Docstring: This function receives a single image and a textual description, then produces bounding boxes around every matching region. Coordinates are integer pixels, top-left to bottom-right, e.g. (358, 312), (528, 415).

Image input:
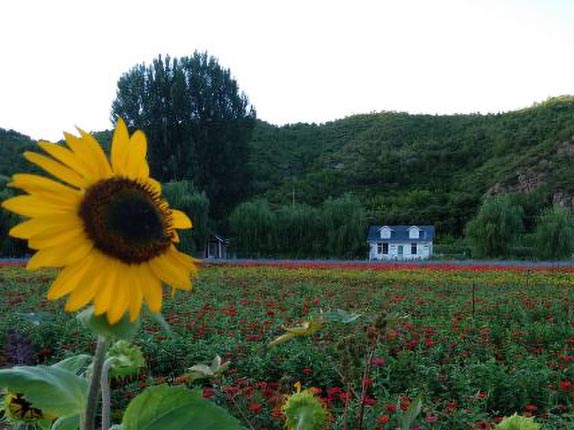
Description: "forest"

(1, 53), (574, 259)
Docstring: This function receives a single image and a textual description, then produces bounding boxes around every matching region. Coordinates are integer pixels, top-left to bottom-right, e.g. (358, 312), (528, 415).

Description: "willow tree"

(533, 206), (574, 260)
(322, 194), (367, 258)
(465, 196), (524, 258)
(229, 200), (276, 257)
(111, 52), (256, 219)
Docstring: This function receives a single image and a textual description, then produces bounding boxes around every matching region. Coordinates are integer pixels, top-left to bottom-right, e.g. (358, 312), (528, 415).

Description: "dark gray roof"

(366, 225), (435, 242)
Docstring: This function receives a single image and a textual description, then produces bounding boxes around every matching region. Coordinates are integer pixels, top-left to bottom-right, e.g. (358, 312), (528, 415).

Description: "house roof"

(366, 225), (435, 242)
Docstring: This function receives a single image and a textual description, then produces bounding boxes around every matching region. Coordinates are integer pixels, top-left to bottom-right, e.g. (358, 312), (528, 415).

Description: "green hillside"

(2, 96), (574, 240)
(249, 96), (574, 237)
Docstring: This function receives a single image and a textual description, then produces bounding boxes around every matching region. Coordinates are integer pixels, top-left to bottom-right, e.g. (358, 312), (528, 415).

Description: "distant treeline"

(2, 51), (574, 258)
(229, 194), (366, 258)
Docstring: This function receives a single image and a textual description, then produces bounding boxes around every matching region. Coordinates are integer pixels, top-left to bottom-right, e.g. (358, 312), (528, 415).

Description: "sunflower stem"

(101, 358), (114, 430)
(83, 336), (109, 430)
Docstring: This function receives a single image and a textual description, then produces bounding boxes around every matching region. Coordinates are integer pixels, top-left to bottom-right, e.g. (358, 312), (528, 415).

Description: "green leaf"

(52, 355), (91, 375)
(78, 307), (140, 339)
(322, 309), (361, 323)
(122, 385), (243, 430)
(106, 341), (145, 378)
(0, 366), (88, 416)
(399, 393), (423, 430)
(51, 414), (80, 430)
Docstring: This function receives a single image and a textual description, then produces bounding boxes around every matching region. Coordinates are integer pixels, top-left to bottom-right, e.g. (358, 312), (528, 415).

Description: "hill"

(2, 96), (574, 239)
(249, 96), (574, 237)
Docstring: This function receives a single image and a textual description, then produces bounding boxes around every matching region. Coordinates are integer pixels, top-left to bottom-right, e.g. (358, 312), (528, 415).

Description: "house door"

(398, 245), (404, 256)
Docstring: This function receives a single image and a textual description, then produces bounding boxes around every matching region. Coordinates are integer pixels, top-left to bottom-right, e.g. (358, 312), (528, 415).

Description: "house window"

(411, 243), (417, 255)
(377, 243), (382, 254)
(382, 243), (389, 254)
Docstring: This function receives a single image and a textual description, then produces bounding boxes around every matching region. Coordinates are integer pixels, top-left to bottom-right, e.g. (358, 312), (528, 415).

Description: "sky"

(2, 0), (574, 142)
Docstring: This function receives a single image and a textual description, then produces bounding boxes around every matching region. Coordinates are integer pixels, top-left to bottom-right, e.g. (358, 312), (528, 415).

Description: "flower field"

(1, 262), (574, 429)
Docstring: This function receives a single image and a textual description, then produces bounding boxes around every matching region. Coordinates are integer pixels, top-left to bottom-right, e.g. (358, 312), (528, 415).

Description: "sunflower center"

(80, 177), (172, 264)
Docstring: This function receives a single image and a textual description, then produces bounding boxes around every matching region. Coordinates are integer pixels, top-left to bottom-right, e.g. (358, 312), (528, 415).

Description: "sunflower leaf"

(51, 354), (91, 375)
(121, 385), (243, 430)
(51, 414), (80, 430)
(78, 307), (140, 339)
(0, 366), (88, 416)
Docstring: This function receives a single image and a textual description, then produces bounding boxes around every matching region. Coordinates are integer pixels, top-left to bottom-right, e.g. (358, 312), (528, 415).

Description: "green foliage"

(121, 385), (242, 430)
(162, 181), (209, 256)
(322, 194), (366, 258)
(229, 199), (275, 257)
(0, 366), (87, 417)
(495, 413), (541, 430)
(77, 307), (140, 340)
(229, 195), (366, 258)
(533, 206), (574, 260)
(0, 185), (28, 257)
(465, 196), (524, 258)
(111, 52), (256, 219)
(0, 128), (37, 178)
(106, 340), (145, 379)
(249, 97), (574, 238)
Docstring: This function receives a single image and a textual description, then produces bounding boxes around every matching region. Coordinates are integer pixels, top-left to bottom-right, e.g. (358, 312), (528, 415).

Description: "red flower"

(371, 357), (386, 366)
(385, 403), (397, 413)
(203, 388), (215, 399)
(248, 402), (263, 414)
(377, 415), (390, 424)
(362, 396), (376, 406)
(301, 367), (313, 375)
(559, 380), (574, 391)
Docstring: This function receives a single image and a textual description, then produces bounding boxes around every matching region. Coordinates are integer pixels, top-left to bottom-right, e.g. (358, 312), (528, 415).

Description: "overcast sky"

(2, 0), (574, 141)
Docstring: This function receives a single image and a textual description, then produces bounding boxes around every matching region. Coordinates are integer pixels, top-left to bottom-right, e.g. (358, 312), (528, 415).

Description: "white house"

(367, 225), (435, 261)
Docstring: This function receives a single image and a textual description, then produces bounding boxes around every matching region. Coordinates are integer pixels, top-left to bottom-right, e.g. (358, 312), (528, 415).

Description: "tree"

(111, 52), (256, 219)
(322, 194), (367, 258)
(229, 200), (276, 257)
(533, 206), (574, 260)
(465, 196), (524, 258)
(163, 181), (209, 257)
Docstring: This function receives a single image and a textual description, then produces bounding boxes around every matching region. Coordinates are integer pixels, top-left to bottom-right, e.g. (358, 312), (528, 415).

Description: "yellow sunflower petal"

(93, 257), (118, 316)
(147, 178), (162, 194)
(9, 214), (83, 239)
(124, 130), (148, 178)
(111, 118), (130, 175)
(140, 265), (163, 313)
(170, 247), (200, 277)
(64, 272), (100, 312)
(23, 151), (86, 189)
(77, 128), (113, 179)
(28, 227), (86, 250)
(171, 209), (192, 229)
(38, 142), (89, 178)
(128, 277), (144, 322)
(9, 174), (82, 197)
(107, 267), (129, 324)
(64, 278), (98, 312)
(2, 195), (77, 217)
(26, 239), (93, 270)
(171, 230), (180, 243)
(62, 253), (108, 312)
(47, 260), (94, 300)
(148, 248), (192, 290)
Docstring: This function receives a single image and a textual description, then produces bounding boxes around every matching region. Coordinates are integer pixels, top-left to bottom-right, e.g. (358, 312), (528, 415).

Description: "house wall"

(368, 241), (433, 260)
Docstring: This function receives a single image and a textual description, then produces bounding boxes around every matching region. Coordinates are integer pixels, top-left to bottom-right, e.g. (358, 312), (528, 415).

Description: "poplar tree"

(111, 52), (256, 219)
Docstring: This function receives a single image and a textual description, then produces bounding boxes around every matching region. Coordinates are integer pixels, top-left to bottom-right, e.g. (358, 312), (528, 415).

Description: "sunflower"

(2, 119), (197, 324)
